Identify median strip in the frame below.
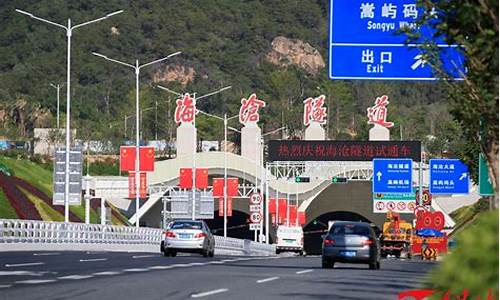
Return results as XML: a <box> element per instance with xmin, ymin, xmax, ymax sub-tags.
<box><xmin>256</xmin><ymin>276</ymin><xmax>279</xmax><ymax>283</ymax></box>
<box><xmin>5</xmin><ymin>262</ymin><xmax>44</xmax><ymax>268</ymax></box>
<box><xmin>191</xmin><ymin>288</ymin><xmax>229</xmax><ymax>298</ymax></box>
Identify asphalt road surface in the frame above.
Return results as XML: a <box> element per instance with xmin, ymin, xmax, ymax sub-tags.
<box><xmin>0</xmin><ymin>251</ymin><xmax>437</xmax><ymax>300</ymax></box>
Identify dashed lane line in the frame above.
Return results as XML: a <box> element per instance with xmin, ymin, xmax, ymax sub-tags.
<box><xmin>148</xmin><ymin>265</ymin><xmax>175</xmax><ymax>270</ymax></box>
<box><xmin>58</xmin><ymin>275</ymin><xmax>94</xmax><ymax>280</ymax></box>
<box><xmin>15</xmin><ymin>279</ymin><xmax>57</xmax><ymax>285</ymax></box>
<box><xmin>92</xmin><ymin>271</ymin><xmax>121</xmax><ymax>276</ymax></box>
<box><xmin>123</xmin><ymin>268</ymin><xmax>149</xmax><ymax>272</ymax></box>
<box><xmin>5</xmin><ymin>262</ymin><xmax>45</xmax><ymax>268</ymax></box>
<box><xmin>191</xmin><ymin>288</ymin><xmax>229</xmax><ymax>298</ymax></box>
<box><xmin>79</xmin><ymin>258</ymin><xmax>107</xmax><ymax>262</ymax></box>
<box><xmin>0</xmin><ymin>285</ymin><xmax>12</xmax><ymax>289</ymax></box>
<box><xmin>256</xmin><ymin>277</ymin><xmax>280</xmax><ymax>284</ymax></box>
<box><xmin>132</xmin><ymin>255</ymin><xmax>155</xmax><ymax>259</ymax></box>
<box><xmin>296</xmin><ymin>269</ymin><xmax>313</xmax><ymax>274</ymax></box>
<box><xmin>33</xmin><ymin>252</ymin><xmax>60</xmax><ymax>256</ymax></box>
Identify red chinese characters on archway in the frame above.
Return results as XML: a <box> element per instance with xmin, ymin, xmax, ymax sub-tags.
<box><xmin>303</xmin><ymin>95</ymin><xmax>327</xmax><ymax>126</ymax></box>
<box><xmin>175</xmin><ymin>93</ymin><xmax>197</xmax><ymax>124</ymax></box>
<box><xmin>239</xmin><ymin>93</ymin><xmax>266</xmax><ymax>124</ymax></box>
<box><xmin>367</xmin><ymin>95</ymin><xmax>394</xmax><ymax>128</ymax></box>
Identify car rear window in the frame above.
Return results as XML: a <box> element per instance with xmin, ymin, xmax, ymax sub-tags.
<box><xmin>171</xmin><ymin>222</ymin><xmax>202</xmax><ymax>230</ymax></box>
<box><xmin>330</xmin><ymin>224</ymin><xmax>370</xmax><ymax>236</ymax></box>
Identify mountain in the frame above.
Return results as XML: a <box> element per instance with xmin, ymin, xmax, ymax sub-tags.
<box><xmin>0</xmin><ymin>0</ymin><xmax>462</xmax><ymax>157</ymax></box>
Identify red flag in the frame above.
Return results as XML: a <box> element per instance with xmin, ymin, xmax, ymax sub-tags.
<box><xmin>288</xmin><ymin>205</ymin><xmax>297</xmax><ymax>226</ymax></box>
<box><xmin>227</xmin><ymin>197</ymin><xmax>233</xmax><ymax>217</ymax></box>
<box><xmin>139</xmin><ymin>172</ymin><xmax>147</xmax><ymax>198</ymax></box>
<box><xmin>219</xmin><ymin>198</ymin><xmax>224</xmax><ymax>217</ymax></box>
<box><xmin>298</xmin><ymin>211</ymin><xmax>306</xmax><ymax>225</ymax></box>
<box><xmin>179</xmin><ymin>168</ymin><xmax>193</xmax><ymax>189</ymax></box>
<box><xmin>128</xmin><ymin>172</ymin><xmax>136</xmax><ymax>198</ymax></box>
<box><xmin>120</xmin><ymin>146</ymin><xmax>136</xmax><ymax>171</ymax></box>
<box><xmin>278</xmin><ymin>198</ymin><xmax>287</xmax><ymax>224</ymax></box>
<box><xmin>227</xmin><ymin>178</ymin><xmax>239</xmax><ymax>197</ymax></box>
<box><xmin>139</xmin><ymin>147</ymin><xmax>155</xmax><ymax>171</ymax></box>
<box><xmin>269</xmin><ymin>198</ymin><xmax>277</xmax><ymax>214</ymax></box>
<box><xmin>195</xmin><ymin>168</ymin><xmax>209</xmax><ymax>189</ymax></box>
<box><xmin>212</xmin><ymin>178</ymin><xmax>224</xmax><ymax>197</ymax></box>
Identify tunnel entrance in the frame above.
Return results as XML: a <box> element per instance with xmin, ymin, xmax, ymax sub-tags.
<box><xmin>204</xmin><ymin>210</ymin><xmax>253</xmax><ymax>240</ymax></box>
<box><xmin>303</xmin><ymin>211</ymin><xmax>380</xmax><ymax>255</ymax></box>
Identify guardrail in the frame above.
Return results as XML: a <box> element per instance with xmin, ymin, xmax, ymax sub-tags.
<box><xmin>0</xmin><ymin>219</ymin><xmax>275</xmax><ymax>256</ymax></box>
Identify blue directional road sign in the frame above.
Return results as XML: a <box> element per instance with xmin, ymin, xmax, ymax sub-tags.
<box><xmin>429</xmin><ymin>159</ymin><xmax>470</xmax><ymax>194</ymax></box>
<box><xmin>329</xmin><ymin>0</ymin><xmax>465</xmax><ymax>80</ymax></box>
<box><xmin>373</xmin><ymin>159</ymin><xmax>413</xmax><ymax>193</ymax></box>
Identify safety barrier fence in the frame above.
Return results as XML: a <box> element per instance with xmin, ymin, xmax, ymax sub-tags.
<box><xmin>0</xmin><ymin>219</ymin><xmax>275</xmax><ymax>256</ymax></box>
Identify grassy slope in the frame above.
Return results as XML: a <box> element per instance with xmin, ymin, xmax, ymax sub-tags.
<box><xmin>0</xmin><ymin>189</ymin><xmax>17</xmax><ymax>219</ymax></box>
<box><xmin>449</xmin><ymin>199</ymin><xmax>490</xmax><ymax>237</ymax></box>
<box><xmin>0</xmin><ymin>156</ymin><xmax>124</xmax><ymax>224</ymax></box>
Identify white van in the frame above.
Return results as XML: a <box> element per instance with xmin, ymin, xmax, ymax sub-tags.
<box><xmin>276</xmin><ymin>225</ymin><xmax>304</xmax><ymax>255</ymax></box>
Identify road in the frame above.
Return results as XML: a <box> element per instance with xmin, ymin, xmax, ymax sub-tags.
<box><xmin>0</xmin><ymin>251</ymin><xmax>437</xmax><ymax>300</ymax></box>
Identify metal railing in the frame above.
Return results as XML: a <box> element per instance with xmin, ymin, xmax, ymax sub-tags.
<box><xmin>0</xmin><ymin>219</ymin><xmax>275</xmax><ymax>256</ymax></box>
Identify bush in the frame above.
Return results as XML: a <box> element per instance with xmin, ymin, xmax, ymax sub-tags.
<box><xmin>424</xmin><ymin>210</ymin><xmax>499</xmax><ymax>298</ymax></box>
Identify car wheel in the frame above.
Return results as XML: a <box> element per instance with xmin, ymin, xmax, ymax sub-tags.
<box><xmin>202</xmin><ymin>248</ymin><xmax>209</xmax><ymax>257</ymax></box>
<box><xmin>209</xmin><ymin>248</ymin><xmax>215</xmax><ymax>257</ymax></box>
<box><xmin>369</xmin><ymin>261</ymin><xmax>377</xmax><ymax>270</ymax></box>
<box><xmin>163</xmin><ymin>249</ymin><xmax>170</xmax><ymax>257</ymax></box>
<box><xmin>170</xmin><ymin>250</ymin><xmax>177</xmax><ymax>257</ymax></box>
<box><xmin>376</xmin><ymin>261</ymin><xmax>381</xmax><ymax>269</ymax></box>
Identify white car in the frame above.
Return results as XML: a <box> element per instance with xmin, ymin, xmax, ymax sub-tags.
<box><xmin>276</xmin><ymin>225</ymin><xmax>305</xmax><ymax>255</ymax></box>
<box><xmin>161</xmin><ymin>220</ymin><xmax>215</xmax><ymax>257</ymax></box>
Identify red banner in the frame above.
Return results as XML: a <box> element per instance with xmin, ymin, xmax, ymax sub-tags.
<box><xmin>269</xmin><ymin>198</ymin><xmax>277</xmax><ymax>214</ymax></box>
<box><xmin>139</xmin><ymin>147</ymin><xmax>155</xmax><ymax>172</ymax></box>
<box><xmin>128</xmin><ymin>172</ymin><xmax>136</xmax><ymax>198</ymax></box>
<box><xmin>287</xmin><ymin>205</ymin><xmax>298</xmax><ymax>225</ymax></box>
<box><xmin>179</xmin><ymin>168</ymin><xmax>193</xmax><ymax>189</ymax></box>
<box><xmin>218</xmin><ymin>197</ymin><xmax>233</xmax><ymax>217</ymax></box>
<box><xmin>195</xmin><ymin>168</ymin><xmax>209</xmax><ymax>189</ymax></box>
<box><xmin>227</xmin><ymin>178</ymin><xmax>239</xmax><ymax>197</ymax></box>
<box><xmin>139</xmin><ymin>172</ymin><xmax>147</xmax><ymax>198</ymax></box>
<box><xmin>219</xmin><ymin>198</ymin><xmax>224</xmax><ymax>217</ymax></box>
<box><xmin>212</xmin><ymin>178</ymin><xmax>224</xmax><ymax>197</ymax></box>
<box><xmin>278</xmin><ymin>198</ymin><xmax>287</xmax><ymax>224</ymax></box>
<box><xmin>298</xmin><ymin>211</ymin><xmax>306</xmax><ymax>225</ymax></box>
<box><xmin>227</xmin><ymin>197</ymin><xmax>233</xmax><ymax>217</ymax></box>
<box><xmin>120</xmin><ymin>146</ymin><xmax>135</xmax><ymax>171</ymax></box>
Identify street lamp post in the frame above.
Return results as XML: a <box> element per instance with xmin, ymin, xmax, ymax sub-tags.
<box><xmin>157</xmin><ymin>85</ymin><xmax>232</xmax><ymax>221</ymax></box>
<box><xmin>197</xmin><ymin>110</ymin><xmax>238</xmax><ymax>237</ymax></box>
<box><xmin>49</xmin><ymin>83</ymin><xmax>65</xmax><ymax>129</ymax></box>
<box><xmin>93</xmin><ymin>51</ymin><xmax>181</xmax><ymax>228</ymax></box>
<box><xmin>16</xmin><ymin>8</ymin><xmax>124</xmax><ymax>223</ymax></box>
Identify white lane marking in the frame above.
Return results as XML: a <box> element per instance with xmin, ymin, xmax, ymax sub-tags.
<box><xmin>58</xmin><ymin>275</ymin><xmax>93</xmax><ymax>280</ymax></box>
<box><xmin>296</xmin><ymin>269</ymin><xmax>313</xmax><ymax>275</ymax></box>
<box><xmin>15</xmin><ymin>279</ymin><xmax>57</xmax><ymax>284</ymax></box>
<box><xmin>256</xmin><ymin>277</ymin><xmax>279</xmax><ymax>284</ymax></box>
<box><xmin>85</xmin><ymin>251</ymin><xmax>107</xmax><ymax>254</ymax></box>
<box><xmin>132</xmin><ymin>255</ymin><xmax>154</xmax><ymax>259</ymax></box>
<box><xmin>123</xmin><ymin>268</ymin><xmax>149</xmax><ymax>272</ymax></box>
<box><xmin>5</xmin><ymin>262</ymin><xmax>44</xmax><ymax>268</ymax></box>
<box><xmin>170</xmin><ymin>263</ymin><xmax>191</xmax><ymax>268</ymax></box>
<box><xmin>0</xmin><ymin>271</ymin><xmax>41</xmax><ymax>276</ymax></box>
<box><xmin>33</xmin><ymin>253</ymin><xmax>60</xmax><ymax>256</ymax></box>
<box><xmin>79</xmin><ymin>258</ymin><xmax>107</xmax><ymax>262</ymax></box>
<box><xmin>92</xmin><ymin>271</ymin><xmax>121</xmax><ymax>276</ymax></box>
<box><xmin>0</xmin><ymin>284</ymin><xmax>12</xmax><ymax>288</ymax></box>
<box><xmin>208</xmin><ymin>261</ymin><xmax>225</xmax><ymax>264</ymax></box>
<box><xmin>188</xmin><ymin>262</ymin><xmax>208</xmax><ymax>266</ymax></box>
<box><xmin>149</xmin><ymin>266</ymin><xmax>174</xmax><ymax>270</ymax></box>
<box><xmin>191</xmin><ymin>288</ymin><xmax>228</xmax><ymax>298</ymax></box>
<box><xmin>221</xmin><ymin>259</ymin><xmax>237</xmax><ymax>262</ymax></box>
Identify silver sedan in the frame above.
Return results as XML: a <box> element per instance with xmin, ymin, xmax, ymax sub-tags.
<box><xmin>161</xmin><ymin>220</ymin><xmax>215</xmax><ymax>257</ymax></box>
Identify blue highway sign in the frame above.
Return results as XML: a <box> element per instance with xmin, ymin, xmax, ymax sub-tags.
<box><xmin>329</xmin><ymin>0</ymin><xmax>465</xmax><ymax>80</ymax></box>
<box><xmin>373</xmin><ymin>159</ymin><xmax>413</xmax><ymax>193</ymax></box>
<box><xmin>429</xmin><ymin>159</ymin><xmax>469</xmax><ymax>194</ymax></box>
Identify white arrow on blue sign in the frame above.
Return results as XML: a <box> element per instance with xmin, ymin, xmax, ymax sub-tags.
<box><xmin>372</xmin><ymin>159</ymin><xmax>413</xmax><ymax>193</ymax></box>
<box><xmin>429</xmin><ymin>159</ymin><xmax>469</xmax><ymax>194</ymax></box>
